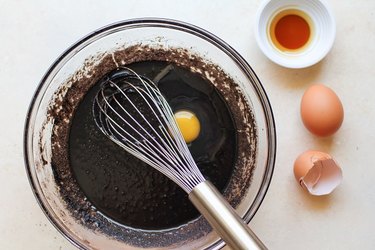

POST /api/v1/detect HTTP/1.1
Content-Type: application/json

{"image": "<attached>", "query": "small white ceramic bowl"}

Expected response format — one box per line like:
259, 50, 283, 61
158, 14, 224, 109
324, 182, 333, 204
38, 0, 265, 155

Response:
255, 0, 336, 68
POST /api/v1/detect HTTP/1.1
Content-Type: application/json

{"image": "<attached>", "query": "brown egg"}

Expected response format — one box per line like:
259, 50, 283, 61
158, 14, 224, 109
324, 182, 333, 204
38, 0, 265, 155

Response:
300, 84, 344, 137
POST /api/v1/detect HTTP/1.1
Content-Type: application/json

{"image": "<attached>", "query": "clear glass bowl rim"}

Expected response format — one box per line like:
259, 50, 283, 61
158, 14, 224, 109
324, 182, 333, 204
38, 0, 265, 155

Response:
24, 18, 277, 250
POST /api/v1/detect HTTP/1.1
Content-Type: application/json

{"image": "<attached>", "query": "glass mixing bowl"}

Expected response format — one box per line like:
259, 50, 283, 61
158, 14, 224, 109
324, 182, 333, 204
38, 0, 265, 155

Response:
24, 19, 276, 249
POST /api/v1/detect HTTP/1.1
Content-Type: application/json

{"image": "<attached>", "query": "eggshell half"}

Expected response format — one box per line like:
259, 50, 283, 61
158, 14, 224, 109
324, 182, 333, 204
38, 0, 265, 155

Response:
294, 150, 343, 195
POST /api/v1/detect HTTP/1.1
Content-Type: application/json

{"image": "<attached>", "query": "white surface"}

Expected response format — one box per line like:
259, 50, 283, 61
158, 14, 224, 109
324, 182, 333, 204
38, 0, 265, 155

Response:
0, 0, 374, 249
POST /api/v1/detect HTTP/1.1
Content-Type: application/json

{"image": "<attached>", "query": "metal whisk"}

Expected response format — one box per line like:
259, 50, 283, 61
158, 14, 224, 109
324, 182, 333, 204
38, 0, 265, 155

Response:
93, 67, 266, 250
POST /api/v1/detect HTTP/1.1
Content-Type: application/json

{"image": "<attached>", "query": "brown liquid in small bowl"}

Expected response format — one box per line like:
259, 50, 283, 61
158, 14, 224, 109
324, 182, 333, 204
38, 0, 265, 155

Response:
269, 9, 313, 52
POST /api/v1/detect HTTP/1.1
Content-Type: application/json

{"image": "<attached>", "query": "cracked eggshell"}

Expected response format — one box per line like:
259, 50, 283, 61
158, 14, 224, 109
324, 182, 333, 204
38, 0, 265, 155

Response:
294, 150, 343, 196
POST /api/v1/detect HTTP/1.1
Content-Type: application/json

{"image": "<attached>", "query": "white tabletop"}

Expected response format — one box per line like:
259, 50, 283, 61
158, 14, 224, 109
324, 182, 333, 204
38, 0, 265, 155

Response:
1, 0, 374, 249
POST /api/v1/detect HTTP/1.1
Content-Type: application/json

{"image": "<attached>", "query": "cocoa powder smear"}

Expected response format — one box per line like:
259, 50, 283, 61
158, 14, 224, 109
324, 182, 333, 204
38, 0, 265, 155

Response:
48, 45, 257, 247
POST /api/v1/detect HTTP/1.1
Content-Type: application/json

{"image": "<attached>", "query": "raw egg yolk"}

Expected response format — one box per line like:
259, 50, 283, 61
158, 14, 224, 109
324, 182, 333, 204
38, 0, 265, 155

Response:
174, 110, 200, 143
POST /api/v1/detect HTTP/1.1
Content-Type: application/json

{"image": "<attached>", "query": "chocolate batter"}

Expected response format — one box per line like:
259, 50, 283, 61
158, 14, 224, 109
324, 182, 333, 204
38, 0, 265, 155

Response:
69, 61, 236, 229
48, 45, 257, 247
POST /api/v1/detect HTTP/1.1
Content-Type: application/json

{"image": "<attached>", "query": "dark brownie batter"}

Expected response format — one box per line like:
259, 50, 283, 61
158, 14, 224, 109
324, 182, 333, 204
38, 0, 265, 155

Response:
69, 61, 237, 229
47, 45, 257, 247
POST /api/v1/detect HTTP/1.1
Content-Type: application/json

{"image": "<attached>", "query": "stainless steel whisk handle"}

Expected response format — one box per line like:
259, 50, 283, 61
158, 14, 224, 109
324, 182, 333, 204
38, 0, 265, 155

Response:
189, 181, 267, 250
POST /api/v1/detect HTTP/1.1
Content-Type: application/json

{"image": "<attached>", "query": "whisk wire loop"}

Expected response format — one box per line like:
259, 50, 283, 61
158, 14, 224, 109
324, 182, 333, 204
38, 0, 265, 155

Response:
94, 67, 205, 193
